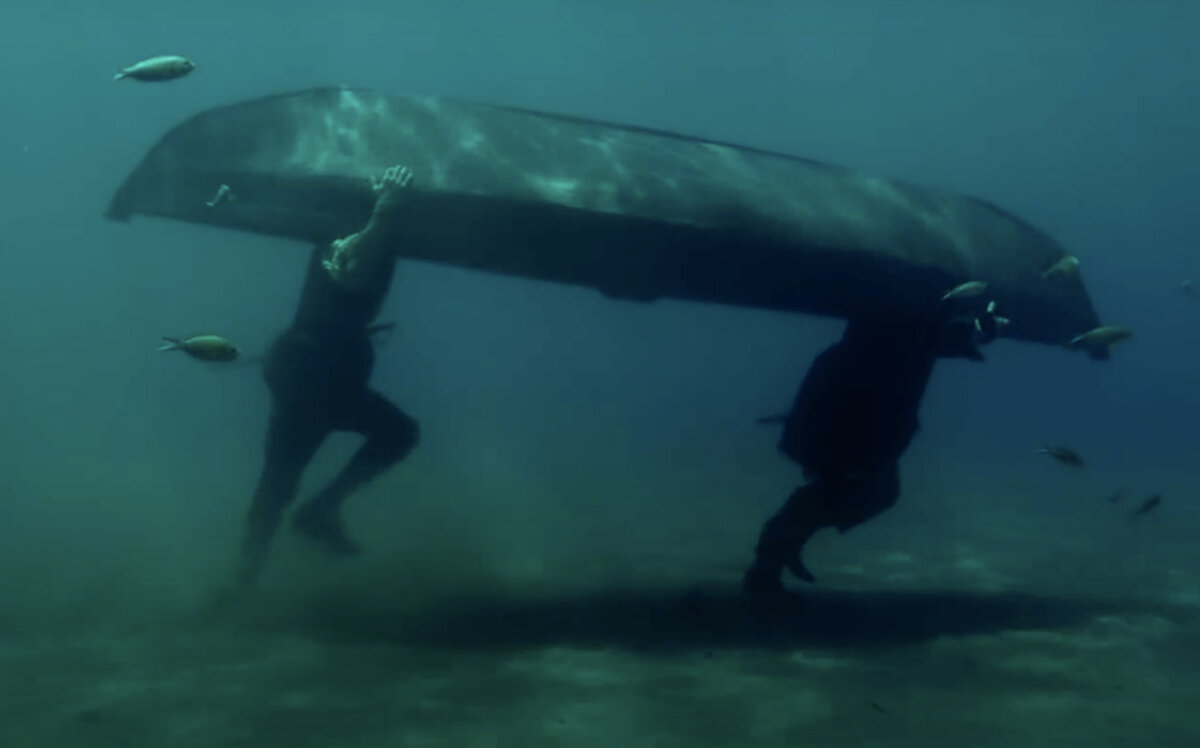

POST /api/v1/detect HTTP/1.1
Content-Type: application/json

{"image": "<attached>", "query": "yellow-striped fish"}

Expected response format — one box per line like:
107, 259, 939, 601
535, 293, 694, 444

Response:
157, 334, 239, 362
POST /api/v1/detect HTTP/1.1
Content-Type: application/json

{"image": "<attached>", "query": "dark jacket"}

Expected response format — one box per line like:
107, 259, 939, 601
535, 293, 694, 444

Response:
264, 244, 396, 405
780, 317, 939, 479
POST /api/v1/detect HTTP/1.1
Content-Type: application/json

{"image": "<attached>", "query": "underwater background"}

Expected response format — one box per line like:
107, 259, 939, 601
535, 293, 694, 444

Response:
0, 1, 1197, 745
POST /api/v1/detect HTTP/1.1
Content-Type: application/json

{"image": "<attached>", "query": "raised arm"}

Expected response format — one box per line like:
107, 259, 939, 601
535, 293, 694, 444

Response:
322, 165, 413, 292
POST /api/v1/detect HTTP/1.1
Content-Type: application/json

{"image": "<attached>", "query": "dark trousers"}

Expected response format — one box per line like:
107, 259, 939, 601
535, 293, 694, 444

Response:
754, 464, 901, 569
238, 331, 419, 585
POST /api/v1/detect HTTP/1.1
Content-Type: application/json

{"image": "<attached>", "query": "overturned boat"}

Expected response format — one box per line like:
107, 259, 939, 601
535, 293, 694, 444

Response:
106, 87, 1105, 353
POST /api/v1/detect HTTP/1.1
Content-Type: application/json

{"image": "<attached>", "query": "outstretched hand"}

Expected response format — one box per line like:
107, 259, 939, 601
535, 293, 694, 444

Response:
369, 164, 414, 219
323, 164, 414, 287
937, 296, 1010, 360
371, 164, 413, 192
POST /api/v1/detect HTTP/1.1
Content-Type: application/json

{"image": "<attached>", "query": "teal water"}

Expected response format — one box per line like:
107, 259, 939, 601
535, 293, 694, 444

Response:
1, 2, 1197, 745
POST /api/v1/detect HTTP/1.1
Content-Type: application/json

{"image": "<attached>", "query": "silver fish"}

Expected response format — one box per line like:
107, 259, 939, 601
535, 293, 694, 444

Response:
941, 280, 988, 302
157, 334, 239, 362
1066, 325, 1132, 355
115, 55, 195, 82
1041, 255, 1080, 280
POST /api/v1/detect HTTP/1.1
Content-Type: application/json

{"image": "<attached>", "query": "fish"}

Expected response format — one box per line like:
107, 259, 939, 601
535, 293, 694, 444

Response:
1106, 489, 1124, 503
1035, 446, 1084, 468
114, 55, 195, 82
1065, 325, 1132, 357
940, 280, 989, 302
1041, 255, 1080, 280
1183, 280, 1196, 298
1129, 494, 1162, 519
157, 334, 239, 362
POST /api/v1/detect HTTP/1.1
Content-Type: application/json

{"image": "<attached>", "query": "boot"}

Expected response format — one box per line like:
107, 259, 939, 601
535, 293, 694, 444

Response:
743, 483, 825, 599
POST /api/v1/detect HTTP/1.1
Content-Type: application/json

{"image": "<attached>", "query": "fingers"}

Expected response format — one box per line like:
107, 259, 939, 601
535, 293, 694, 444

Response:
385, 165, 412, 187
370, 164, 414, 193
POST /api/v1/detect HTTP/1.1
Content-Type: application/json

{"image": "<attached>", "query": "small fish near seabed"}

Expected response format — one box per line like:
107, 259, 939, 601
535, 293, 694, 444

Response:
1128, 493, 1162, 520
1041, 254, 1081, 280
114, 55, 195, 82
1065, 325, 1132, 357
940, 280, 988, 303
157, 334, 240, 362
1035, 445, 1085, 469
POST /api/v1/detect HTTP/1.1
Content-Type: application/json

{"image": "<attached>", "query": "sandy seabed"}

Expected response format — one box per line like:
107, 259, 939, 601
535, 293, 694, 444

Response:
2, 542, 1197, 748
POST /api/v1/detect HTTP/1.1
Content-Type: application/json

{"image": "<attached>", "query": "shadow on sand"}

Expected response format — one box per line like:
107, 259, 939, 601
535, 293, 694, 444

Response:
274, 583, 1147, 653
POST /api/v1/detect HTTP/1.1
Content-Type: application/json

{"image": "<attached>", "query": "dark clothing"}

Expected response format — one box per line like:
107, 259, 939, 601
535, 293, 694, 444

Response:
291, 241, 397, 341
745, 316, 939, 597
780, 318, 938, 487
239, 244, 418, 585
810, 462, 902, 533
746, 297, 1004, 598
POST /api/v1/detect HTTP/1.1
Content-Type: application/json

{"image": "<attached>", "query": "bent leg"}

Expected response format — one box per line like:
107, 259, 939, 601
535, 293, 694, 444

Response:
293, 389, 419, 554
829, 463, 901, 533
744, 482, 828, 598
237, 408, 328, 586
